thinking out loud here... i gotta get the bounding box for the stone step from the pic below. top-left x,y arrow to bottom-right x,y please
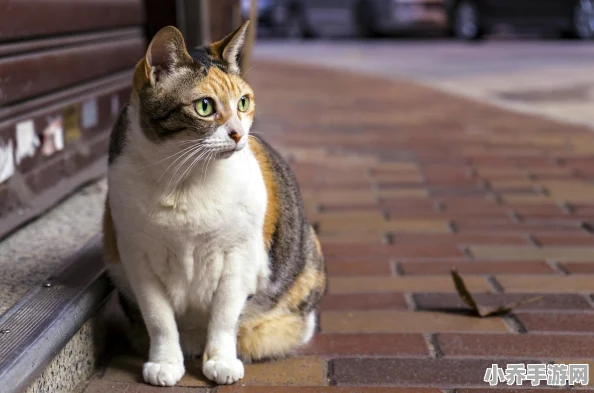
0,237 -> 112,393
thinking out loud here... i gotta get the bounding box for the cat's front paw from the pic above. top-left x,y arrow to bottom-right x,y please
143,361 -> 185,386
202,357 -> 244,385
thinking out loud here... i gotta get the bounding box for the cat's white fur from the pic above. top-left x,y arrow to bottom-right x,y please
107,94 -> 270,386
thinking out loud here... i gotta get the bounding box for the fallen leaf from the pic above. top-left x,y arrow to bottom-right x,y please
451,270 -> 544,317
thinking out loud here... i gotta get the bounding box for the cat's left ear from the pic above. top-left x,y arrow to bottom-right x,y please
210,20 -> 250,74
143,26 -> 192,86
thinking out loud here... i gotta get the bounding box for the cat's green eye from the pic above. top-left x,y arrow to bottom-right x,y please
238,96 -> 250,112
195,98 -> 215,117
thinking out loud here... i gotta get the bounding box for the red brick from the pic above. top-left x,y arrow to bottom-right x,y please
400,261 -> 553,275
83,380 -> 201,393
378,199 -> 434,209
517,312 -> 594,333
440,199 -> 504,212
428,187 -> 489,198
562,263 -> 594,274
425,177 -> 478,187
454,219 -> 583,233
377,181 -> 426,189
386,208 -> 445,218
330,358 -> 540,387
327,260 -> 392,277
573,204 -> 594,216
320,205 -> 383,213
512,204 -> 567,217
481,173 -> 528,181
321,293 -> 409,311
422,166 -> 470,180
320,203 -> 380,211
322,244 -> 464,259
511,157 -> 557,167
459,390 -> 594,393
438,333 -> 594,358
415,155 -> 469,166
299,333 -> 428,356
391,233 -> 530,246
490,186 -> 538,193
385,210 -> 454,219
317,182 -> 375,190
222,388 -> 440,393
320,237 -> 384,246
532,235 -> 594,246
413,293 -> 591,311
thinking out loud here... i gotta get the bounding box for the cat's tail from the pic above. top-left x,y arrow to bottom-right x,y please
237,311 -> 316,363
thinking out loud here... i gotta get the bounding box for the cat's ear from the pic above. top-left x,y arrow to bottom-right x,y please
143,26 -> 192,85
210,20 -> 250,74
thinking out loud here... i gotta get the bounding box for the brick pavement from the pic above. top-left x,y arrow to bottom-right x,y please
82,61 -> 594,392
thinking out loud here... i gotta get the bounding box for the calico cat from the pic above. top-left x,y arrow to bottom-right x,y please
102,21 -> 326,387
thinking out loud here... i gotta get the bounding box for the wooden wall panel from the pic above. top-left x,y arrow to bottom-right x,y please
0,0 -> 144,40
0,0 -> 146,239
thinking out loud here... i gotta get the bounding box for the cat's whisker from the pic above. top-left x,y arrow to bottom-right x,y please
201,151 -> 215,185
158,149 -> 202,186
177,148 -> 211,187
165,145 -> 207,190
242,145 -> 254,175
140,143 -> 205,169
173,139 -> 204,146
243,149 -> 253,176
179,156 -> 200,186
191,151 -> 211,184
160,144 -> 205,186
175,147 -> 210,184
157,142 -> 207,180
241,65 -> 256,79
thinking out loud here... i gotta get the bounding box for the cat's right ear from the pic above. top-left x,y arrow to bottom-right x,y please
136,26 -> 192,88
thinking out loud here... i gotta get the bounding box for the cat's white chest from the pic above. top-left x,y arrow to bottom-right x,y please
157,241 -> 226,322
109,152 -> 268,326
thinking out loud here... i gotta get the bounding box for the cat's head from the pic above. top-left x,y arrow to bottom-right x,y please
132,21 -> 254,159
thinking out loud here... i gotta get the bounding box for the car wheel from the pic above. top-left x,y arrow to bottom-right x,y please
453,0 -> 483,41
574,0 -> 594,39
354,1 -> 380,38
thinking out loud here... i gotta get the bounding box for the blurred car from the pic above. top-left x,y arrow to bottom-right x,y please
444,0 -> 594,40
243,0 -> 447,38
241,0 -> 279,30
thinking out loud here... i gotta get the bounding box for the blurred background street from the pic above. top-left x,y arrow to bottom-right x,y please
255,39 -> 594,126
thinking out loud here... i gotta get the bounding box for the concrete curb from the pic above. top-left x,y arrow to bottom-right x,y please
0,236 -> 111,393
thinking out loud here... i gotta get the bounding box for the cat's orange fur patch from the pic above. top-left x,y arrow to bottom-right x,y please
281,265 -> 325,310
248,136 -> 279,250
237,259 -> 325,362
312,227 -> 322,254
103,199 -> 120,264
237,312 -> 306,362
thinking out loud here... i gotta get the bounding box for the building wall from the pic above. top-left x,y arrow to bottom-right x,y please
0,0 -> 146,239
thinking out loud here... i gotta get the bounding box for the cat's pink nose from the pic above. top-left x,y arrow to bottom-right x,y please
228,130 -> 242,143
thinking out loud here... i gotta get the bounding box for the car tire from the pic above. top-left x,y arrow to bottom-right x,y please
354,1 -> 380,38
573,0 -> 594,40
452,0 -> 484,41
